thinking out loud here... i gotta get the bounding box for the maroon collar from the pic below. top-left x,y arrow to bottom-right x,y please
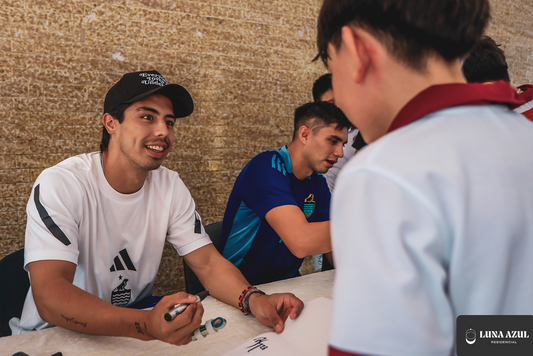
388,81 -> 526,133
517,84 -> 533,105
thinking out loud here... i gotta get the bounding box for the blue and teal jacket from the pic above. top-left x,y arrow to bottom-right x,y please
220,146 -> 331,285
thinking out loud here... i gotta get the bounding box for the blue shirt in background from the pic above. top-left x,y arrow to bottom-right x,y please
220,146 -> 331,285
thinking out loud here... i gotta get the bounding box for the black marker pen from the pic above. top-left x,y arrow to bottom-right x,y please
164,291 -> 209,321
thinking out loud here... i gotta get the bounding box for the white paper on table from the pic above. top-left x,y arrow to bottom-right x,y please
222,297 -> 333,356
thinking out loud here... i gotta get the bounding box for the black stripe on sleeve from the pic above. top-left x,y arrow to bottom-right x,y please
119,249 -> 136,271
194,212 -> 201,234
34,184 -> 71,246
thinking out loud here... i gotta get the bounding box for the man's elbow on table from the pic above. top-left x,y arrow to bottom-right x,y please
32,297 -> 54,325
27,260 -> 83,328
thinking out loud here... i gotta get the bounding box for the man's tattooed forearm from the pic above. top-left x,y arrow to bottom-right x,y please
135,322 -> 144,334
144,322 -> 154,338
61,314 -> 87,327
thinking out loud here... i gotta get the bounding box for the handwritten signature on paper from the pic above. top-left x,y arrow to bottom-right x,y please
246,336 -> 269,352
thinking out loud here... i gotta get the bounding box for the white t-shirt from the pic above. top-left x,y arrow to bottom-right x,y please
11,152 -> 212,334
329,105 -> 533,355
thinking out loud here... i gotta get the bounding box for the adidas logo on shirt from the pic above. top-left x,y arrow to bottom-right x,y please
110,248 -> 137,272
271,154 -> 287,176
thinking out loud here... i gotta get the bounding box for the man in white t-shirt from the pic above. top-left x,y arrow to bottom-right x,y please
315,0 -> 533,355
11,70 -> 303,345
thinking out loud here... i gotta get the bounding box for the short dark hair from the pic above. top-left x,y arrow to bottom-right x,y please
100,103 -> 132,153
312,73 -> 333,102
316,0 -> 491,70
292,101 -> 351,141
462,36 -> 510,83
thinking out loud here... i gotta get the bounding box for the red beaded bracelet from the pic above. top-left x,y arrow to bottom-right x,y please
238,286 -> 255,314
238,285 -> 265,315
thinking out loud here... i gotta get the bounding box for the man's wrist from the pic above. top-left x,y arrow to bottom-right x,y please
247,291 -> 265,316
238,286 -> 266,315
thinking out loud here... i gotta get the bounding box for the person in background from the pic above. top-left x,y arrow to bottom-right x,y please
312,73 -> 336,104
311,74 -> 356,271
462,35 -> 533,121
314,73 -> 359,193
219,101 -> 351,285
11,70 -> 303,343
316,0 -> 533,355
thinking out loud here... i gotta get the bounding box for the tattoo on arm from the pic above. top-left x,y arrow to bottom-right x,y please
135,322 -> 144,335
61,314 -> 87,328
144,322 -> 153,338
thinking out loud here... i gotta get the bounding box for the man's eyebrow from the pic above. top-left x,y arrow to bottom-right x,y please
137,106 -> 176,119
329,134 -> 346,143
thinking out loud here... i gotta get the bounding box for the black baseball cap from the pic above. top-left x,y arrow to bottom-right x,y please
103,70 -> 194,118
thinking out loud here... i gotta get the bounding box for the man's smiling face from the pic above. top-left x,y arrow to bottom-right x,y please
114,93 -> 176,172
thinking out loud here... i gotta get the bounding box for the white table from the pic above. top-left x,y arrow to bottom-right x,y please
0,270 -> 335,356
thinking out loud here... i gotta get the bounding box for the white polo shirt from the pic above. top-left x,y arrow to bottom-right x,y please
329,82 -> 533,356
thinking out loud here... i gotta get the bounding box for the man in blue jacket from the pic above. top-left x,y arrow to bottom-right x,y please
220,101 -> 350,285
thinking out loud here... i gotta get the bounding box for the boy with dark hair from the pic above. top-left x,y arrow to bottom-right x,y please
462,35 -> 533,121
316,0 -> 533,355
312,73 -> 334,103
462,35 -> 511,83
220,101 -> 350,285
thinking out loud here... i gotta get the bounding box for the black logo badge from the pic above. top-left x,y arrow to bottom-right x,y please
110,248 -> 137,272
111,276 -> 131,306
457,315 -> 533,355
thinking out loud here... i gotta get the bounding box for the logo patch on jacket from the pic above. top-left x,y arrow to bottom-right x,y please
111,276 -> 131,306
304,194 -> 316,218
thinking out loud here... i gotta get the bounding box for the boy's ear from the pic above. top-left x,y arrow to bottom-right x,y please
341,26 -> 373,83
102,113 -> 117,135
